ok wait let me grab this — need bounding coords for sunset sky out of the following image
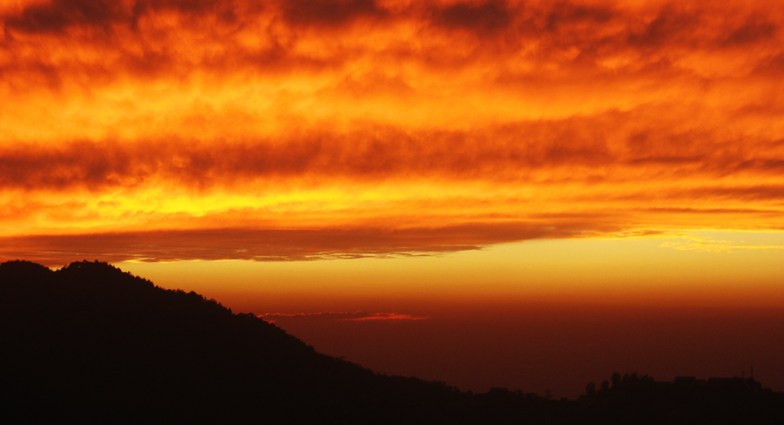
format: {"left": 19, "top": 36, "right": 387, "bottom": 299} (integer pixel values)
{"left": 2, "top": 0, "right": 784, "bottom": 395}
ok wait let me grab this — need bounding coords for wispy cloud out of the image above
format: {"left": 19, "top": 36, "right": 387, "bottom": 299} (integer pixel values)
{"left": 661, "top": 232, "right": 784, "bottom": 253}
{"left": 258, "top": 311, "right": 428, "bottom": 324}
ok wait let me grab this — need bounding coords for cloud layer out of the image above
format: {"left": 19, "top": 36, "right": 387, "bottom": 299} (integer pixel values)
{"left": 1, "top": 0, "right": 783, "bottom": 263}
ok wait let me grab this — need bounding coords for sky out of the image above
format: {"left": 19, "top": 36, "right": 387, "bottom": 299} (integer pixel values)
{"left": 2, "top": 0, "right": 784, "bottom": 395}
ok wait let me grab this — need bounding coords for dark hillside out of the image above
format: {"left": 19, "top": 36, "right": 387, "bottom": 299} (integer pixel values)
{"left": 1, "top": 260, "right": 782, "bottom": 424}
{"left": 0, "top": 261, "right": 560, "bottom": 424}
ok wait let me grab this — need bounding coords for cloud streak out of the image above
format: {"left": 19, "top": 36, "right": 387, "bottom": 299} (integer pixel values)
{"left": 258, "top": 311, "right": 428, "bottom": 324}
{"left": 0, "top": 222, "right": 608, "bottom": 265}
{"left": 1, "top": 109, "right": 782, "bottom": 190}
{"left": 2, "top": 0, "right": 782, "bottom": 86}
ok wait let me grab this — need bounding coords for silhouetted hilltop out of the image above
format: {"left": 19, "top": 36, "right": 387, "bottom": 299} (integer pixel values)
{"left": 0, "top": 260, "right": 557, "bottom": 424}
{"left": 1, "top": 260, "right": 782, "bottom": 425}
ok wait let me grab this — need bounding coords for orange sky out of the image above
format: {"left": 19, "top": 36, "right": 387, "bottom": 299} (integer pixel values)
{"left": 1, "top": 0, "right": 783, "bottom": 306}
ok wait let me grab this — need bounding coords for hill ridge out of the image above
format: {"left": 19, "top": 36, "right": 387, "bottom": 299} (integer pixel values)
{"left": 1, "top": 260, "right": 782, "bottom": 425}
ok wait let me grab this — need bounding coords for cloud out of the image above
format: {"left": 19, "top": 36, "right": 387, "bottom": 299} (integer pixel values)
{"left": 281, "top": 0, "right": 385, "bottom": 27}
{"left": 685, "top": 185, "right": 784, "bottom": 202}
{"left": 661, "top": 232, "right": 784, "bottom": 253}
{"left": 430, "top": 0, "right": 512, "bottom": 34}
{"left": 346, "top": 312, "right": 428, "bottom": 321}
{"left": 3, "top": 0, "right": 250, "bottom": 34}
{"left": 4, "top": 0, "right": 125, "bottom": 34}
{"left": 626, "top": 4, "right": 699, "bottom": 48}
{"left": 1, "top": 107, "right": 782, "bottom": 191}
{"left": 2, "top": 0, "right": 782, "bottom": 85}
{"left": 3, "top": 128, "right": 609, "bottom": 190}
{"left": 0, "top": 221, "right": 610, "bottom": 266}
{"left": 1, "top": 0, "right": 783, "bottom": 258}
{"left": 257, "top": 311, "right": 428, "bottom": 324}
{"left": 724, "top": 18, "right": 778, "bottom": 46}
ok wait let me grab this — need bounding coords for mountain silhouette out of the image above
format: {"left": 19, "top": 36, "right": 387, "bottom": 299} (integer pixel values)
{"left": 1, "top": 260, "right": 782, "bottom": 424}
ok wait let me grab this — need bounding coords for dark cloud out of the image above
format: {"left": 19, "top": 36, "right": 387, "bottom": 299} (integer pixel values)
{"left": 752, "top": 53, "right": 784, "bottom": 76}
{"left": 3, "top": 0, "right": 241, "bottom": 34}
{"left": 724, "top": 159, "right": 784, "bottom": 175}
{"left": 724, "top": 18, "right": 778, "bottom": 46}
{"left": 281, "top": 0, "right": 385, "bottom": 27}
{"left": 625, "top": 155, "right": 704, "bottom": 165}
{"left": 623, "top": 130, "right": 707, "bottom": 165}
{"left": 3, "top": 109, "right": 782, "bottom": 191}
{"left": 4, "top": 0, "right": 124, "bottom": 34}
{"left": 1, "top": 0, "right": 782, "bottom": 84}
{"left": 2, "top": 0, "right": 381, "bottom": 34}
{"left": 0, "top": 222, "right": 605, "bottom": 265}
{"left": 544, "top": 2, "right": 615, "bottom": 31}
{"left": 0, "top": 141, "right": 137, "bottom": 190}
{"left": 431, "top": 1, "right": 512, "bottom": 34}
{"left": 0, "top": 123, "right": 613, "bottom": 190}
{"left": 136, "top": 0, "right": 226, "bottom": 15}
{"left": 627, "top": 4, "right": 701, "bottom": 48}
{"left": 686, "top": 185, "right": 784, "bottom": 202}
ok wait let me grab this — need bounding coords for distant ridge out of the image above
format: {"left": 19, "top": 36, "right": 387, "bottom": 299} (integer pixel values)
{"left": 1, "top": 260, "right": 782, "bottom": 425}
